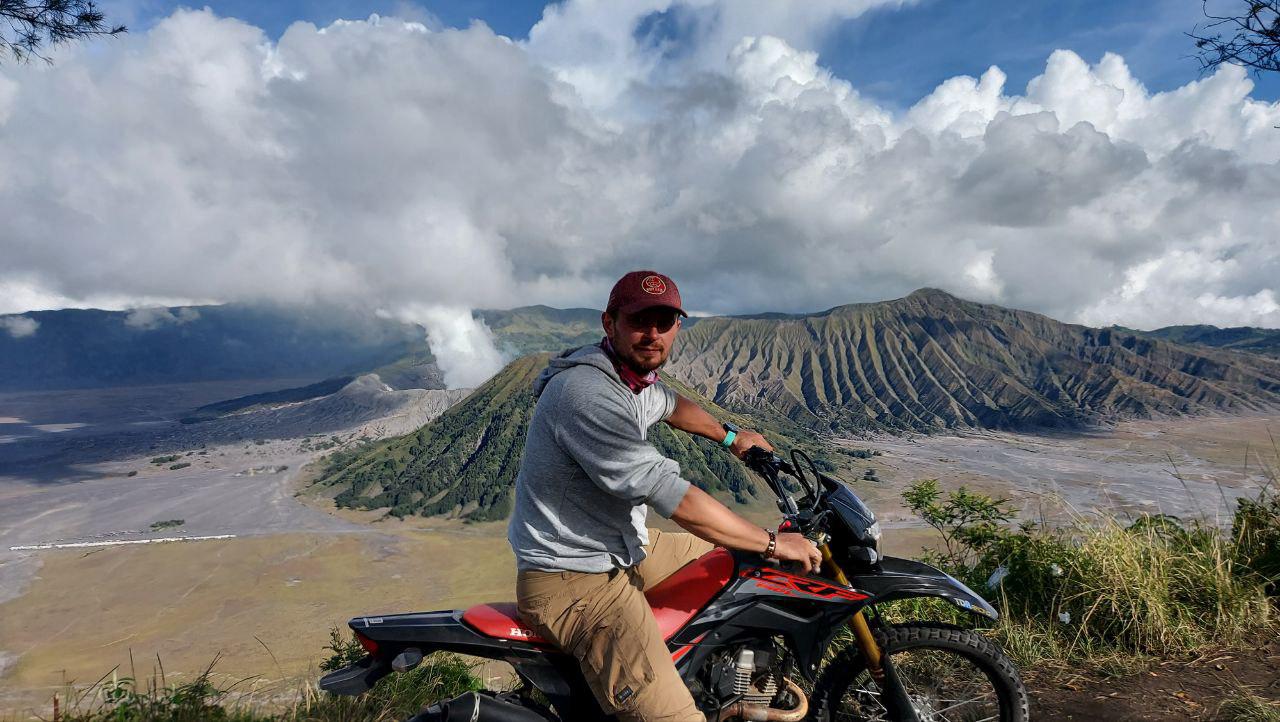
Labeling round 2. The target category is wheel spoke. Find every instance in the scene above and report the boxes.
[831,639,1011,722]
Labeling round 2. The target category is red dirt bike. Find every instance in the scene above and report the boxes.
[320,447,1029,721]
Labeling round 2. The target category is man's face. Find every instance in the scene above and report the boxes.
[602,306,682,373]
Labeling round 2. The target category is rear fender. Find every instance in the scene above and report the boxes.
[318,655,390,696]
[853,556,999,621]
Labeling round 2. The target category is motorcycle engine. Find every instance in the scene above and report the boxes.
[732,648,777,704]
[705,641,782,705]
[697,640,809,721]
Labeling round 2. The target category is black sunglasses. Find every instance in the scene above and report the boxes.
[623,308,681,333]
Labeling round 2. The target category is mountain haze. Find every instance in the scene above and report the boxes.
[1136,325,1280,359]
[0,305,436,391]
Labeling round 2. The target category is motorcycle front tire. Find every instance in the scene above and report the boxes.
[809,622,1030,722]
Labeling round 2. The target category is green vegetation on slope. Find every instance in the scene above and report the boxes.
[323,354,548,521]
[317,350,847,520]
[1218,689,1280,722]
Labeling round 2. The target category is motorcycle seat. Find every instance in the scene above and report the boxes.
[462,548,735,645]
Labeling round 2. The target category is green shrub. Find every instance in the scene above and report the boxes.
[901,478,1016,572]
[840,448,879,459]
[1233,491,1280,595]
[900,479,1274,668]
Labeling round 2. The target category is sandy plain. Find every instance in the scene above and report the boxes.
[850,414,1279,524]
[0,379,1277,717]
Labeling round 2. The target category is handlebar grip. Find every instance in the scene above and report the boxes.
[743,446,775,469]
[745,446,794,469]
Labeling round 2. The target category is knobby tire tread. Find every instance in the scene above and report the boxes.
[809,622,1029,722]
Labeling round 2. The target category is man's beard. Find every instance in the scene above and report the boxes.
[624,345,666,373]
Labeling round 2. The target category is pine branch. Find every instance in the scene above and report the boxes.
[0,0,126,64]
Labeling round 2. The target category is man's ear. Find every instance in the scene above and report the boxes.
[601,310,615,337]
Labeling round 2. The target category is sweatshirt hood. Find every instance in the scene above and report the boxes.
[532,343,619,397]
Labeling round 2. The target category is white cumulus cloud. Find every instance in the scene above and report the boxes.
[0,1,1276,343]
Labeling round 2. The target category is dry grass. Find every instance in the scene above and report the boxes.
[0,529,515,715]
[1218,687,1280,722]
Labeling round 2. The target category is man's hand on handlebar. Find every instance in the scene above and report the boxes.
[730,430,773,459]
[773,532,822,574]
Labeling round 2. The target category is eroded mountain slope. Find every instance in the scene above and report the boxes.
[665,289,1280,431]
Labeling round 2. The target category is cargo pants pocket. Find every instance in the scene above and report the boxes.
[580,619,657,713]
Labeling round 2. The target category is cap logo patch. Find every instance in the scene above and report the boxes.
[641,275,667,295]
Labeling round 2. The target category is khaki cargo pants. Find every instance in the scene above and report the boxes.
[516,529,714,722]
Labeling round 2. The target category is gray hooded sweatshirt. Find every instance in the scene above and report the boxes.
[506,343,691,573]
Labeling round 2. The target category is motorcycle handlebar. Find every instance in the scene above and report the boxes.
[744,446,812,517]
[747,445,845,518]
[743,446,795,475]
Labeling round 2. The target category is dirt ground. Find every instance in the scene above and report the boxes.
[1029,633,1280,721]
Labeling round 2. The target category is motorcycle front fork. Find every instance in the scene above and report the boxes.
[820,544,921,722]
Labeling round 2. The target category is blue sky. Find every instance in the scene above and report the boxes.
[827,0,1280,108]
[115,0,1280,106]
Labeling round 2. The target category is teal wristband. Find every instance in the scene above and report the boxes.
[721,429,737,448]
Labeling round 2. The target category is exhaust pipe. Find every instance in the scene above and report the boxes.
[407,692,552,722]
[714,678,809,722]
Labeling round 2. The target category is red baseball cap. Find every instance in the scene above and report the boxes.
[606,270,687,317]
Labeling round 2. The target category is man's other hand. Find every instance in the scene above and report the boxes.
[774,532,822,574]
[730,429,773,459]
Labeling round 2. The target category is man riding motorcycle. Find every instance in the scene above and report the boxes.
[506,270,822,721]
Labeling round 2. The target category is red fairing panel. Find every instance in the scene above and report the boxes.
[645,548,735,640]
[463,548,736,644]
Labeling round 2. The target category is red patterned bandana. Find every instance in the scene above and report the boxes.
[601,336,658,394]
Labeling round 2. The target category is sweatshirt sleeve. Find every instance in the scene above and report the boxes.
[552,384,691,518]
